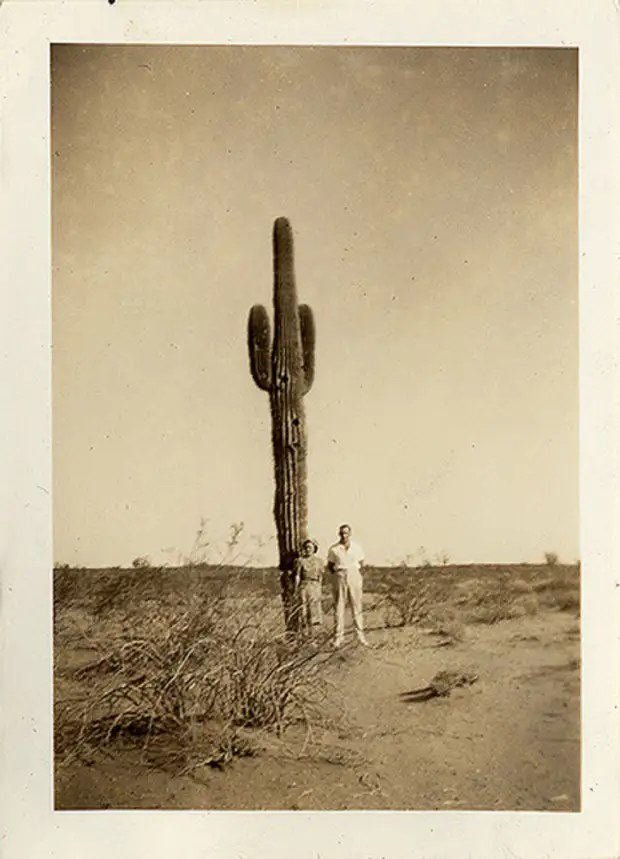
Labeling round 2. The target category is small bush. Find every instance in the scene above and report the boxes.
[377,567,456,631]
[553,592,580,616]
[511,578,535,595]
[453,573,540,625]
[378,568,430,627]
[544,552,559,567]
[508,593,540,618]
[132,556,152,569]
[425,611,466,643]
[469,603,514,625]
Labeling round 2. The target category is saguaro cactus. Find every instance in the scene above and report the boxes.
[247,217,315,632]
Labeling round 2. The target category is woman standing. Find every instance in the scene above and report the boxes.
[294,537,324,636]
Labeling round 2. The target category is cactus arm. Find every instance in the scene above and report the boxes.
[298,304,315,396]
[248,304,272,391]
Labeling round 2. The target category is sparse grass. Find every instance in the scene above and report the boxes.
[363,562,580,629]
[369,566,444,627]
[364,566,466,642]
[54,576,338,775]
[552,592,580,615]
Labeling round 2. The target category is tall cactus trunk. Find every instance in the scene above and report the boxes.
[270,219,308,572]
[247,217,315,635]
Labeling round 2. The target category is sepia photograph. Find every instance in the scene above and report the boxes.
[51,44,581,812]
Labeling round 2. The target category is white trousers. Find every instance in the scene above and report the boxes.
[331,569,365,644]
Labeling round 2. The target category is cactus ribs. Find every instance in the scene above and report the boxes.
[247,218,315,633]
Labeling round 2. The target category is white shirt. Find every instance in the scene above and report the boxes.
[327,540,365,575]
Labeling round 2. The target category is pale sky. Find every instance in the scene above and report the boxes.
[51,45,578,567]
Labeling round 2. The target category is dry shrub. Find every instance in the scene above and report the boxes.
[445,571,530,625]
[425,611,467,643]
[54,560,276,620]
[530,577,555,593]
[467,603,513,625]
[511,578,535,594]
[54,587,337,774]
[507,593,540,618]
[373,563,580,630]
[529,566,580,615]
[552,592,580,615]
[374,567,463,640]
[363,561,581,642]
[377,568,436,627]
[54,566,175,618]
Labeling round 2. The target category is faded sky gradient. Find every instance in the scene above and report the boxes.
[51,45,578,567]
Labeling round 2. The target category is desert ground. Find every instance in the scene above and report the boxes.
[54,562,580,811]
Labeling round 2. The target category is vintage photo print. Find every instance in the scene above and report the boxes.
[2,2,619,858]
[51,41,580,813]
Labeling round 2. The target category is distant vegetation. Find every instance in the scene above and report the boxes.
[131,556,151,569]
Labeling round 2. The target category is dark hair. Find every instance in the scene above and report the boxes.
[338,523,351,533]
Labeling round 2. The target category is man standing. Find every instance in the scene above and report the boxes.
[326,524,370,648]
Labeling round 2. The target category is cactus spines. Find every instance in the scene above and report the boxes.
[247,217,315,632]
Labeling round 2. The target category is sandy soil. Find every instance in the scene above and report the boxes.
[55,609,580,811]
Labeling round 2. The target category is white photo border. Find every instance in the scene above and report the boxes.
[1,1,618,858]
